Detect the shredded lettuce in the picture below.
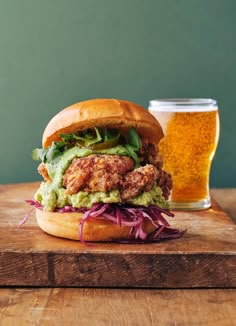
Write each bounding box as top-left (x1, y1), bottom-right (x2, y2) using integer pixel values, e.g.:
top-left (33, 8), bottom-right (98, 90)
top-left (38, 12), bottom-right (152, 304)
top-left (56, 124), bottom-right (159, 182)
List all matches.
top-left (32, 141), bottom-right (65, 163)
top-left (127, 127), bottom-right (141, 150)
top-left (60, 127), bottom-right (102, 147)
top-left (32, 127), bottom-right (141, 165)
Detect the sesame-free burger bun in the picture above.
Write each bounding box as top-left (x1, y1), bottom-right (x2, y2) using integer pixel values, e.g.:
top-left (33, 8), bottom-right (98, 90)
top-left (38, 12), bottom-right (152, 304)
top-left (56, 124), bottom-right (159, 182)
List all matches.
top-left (35, 208), bottom-right (156, 242)
top-left (42, 98), bottom-right (163, 148)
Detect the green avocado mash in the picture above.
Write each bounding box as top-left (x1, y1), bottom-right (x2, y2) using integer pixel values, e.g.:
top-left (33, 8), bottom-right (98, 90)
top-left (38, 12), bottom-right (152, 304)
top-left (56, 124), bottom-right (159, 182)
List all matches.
top-left (35, 181), bottom-right (170, 211)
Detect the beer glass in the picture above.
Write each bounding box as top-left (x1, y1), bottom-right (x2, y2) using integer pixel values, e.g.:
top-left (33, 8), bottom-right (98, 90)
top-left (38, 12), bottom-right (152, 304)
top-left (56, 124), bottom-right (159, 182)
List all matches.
top-left (148, 99), bottom-right (220, 210)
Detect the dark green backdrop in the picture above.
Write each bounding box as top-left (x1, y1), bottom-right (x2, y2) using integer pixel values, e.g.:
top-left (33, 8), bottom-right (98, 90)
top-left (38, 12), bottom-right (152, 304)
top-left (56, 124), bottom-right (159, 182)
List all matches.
top-left (0, 0), bottom-right (235, 186)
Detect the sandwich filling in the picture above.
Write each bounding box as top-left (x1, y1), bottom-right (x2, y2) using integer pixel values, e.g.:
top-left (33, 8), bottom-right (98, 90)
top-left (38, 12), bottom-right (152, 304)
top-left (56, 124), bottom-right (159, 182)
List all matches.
top-left (32, 127), bottom-right (172, 211)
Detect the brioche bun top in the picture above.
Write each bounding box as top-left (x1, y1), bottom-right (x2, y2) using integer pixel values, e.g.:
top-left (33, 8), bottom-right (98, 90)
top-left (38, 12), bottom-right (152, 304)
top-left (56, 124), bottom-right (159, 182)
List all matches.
top-left (42, 98), bottom-right (163, 148)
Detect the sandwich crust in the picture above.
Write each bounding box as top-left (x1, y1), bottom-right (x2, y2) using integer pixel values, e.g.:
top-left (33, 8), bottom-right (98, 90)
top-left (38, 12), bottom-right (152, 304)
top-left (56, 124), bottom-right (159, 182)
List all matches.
top-left (36, 208), bottom-right (156, 242)
top-left (42, 98), bottom-right (163, 148)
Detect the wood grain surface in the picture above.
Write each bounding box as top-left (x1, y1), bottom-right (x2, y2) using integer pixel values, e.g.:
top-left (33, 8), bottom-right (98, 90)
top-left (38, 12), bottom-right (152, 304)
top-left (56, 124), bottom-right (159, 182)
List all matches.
top-left (0, 183), bottom-right (236, 325)
top-left (1, 288), bottom-right (236, 326)
top-left (0, 182), bottom-right (235, 288)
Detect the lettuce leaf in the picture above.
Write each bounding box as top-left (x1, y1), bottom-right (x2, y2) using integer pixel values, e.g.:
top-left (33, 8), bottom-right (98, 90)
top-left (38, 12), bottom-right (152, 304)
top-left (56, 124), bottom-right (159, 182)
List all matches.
top-left (32, 127), bottom-right (141, 165)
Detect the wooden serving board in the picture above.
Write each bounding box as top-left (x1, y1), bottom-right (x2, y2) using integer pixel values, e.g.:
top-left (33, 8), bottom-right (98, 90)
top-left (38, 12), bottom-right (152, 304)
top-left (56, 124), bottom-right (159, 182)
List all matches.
top-left (0, 182), bottom-right (236, 288)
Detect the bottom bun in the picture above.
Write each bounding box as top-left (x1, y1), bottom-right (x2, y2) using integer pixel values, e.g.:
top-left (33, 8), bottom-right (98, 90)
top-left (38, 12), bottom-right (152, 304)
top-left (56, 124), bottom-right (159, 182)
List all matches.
top-left (35, 208), bottom-right (156, 242)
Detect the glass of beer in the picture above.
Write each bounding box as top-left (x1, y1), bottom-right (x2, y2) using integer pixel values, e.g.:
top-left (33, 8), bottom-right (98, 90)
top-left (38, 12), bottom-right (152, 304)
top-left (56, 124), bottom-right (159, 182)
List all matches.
top-left (148, 99), bottom-right (220, 210)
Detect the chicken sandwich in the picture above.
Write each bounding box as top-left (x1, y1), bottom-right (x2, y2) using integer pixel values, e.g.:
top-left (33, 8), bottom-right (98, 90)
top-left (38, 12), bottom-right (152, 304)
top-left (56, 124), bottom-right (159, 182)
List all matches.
top-left (29, 99), bottom-right (183, 243)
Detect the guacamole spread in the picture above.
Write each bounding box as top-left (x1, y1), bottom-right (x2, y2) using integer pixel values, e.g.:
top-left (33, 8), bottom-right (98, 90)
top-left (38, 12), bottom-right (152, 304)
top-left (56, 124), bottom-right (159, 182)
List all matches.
top-left (35, 181), bottom-right (170, 211)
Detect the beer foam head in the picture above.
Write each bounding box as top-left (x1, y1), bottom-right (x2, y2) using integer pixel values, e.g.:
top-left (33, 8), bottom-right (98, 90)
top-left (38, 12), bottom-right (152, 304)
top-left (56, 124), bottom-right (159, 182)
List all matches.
top-left (148, 99), bottom-right (218, 112)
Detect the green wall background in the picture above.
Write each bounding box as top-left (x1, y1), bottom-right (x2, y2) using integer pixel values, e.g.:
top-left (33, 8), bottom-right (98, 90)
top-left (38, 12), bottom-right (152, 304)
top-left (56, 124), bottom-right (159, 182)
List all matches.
top-left (0, 0), bottom-right (235, 186)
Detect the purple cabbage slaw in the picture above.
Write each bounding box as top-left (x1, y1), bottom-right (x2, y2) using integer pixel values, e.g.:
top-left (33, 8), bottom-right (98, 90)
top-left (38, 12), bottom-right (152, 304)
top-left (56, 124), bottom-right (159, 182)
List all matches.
top-left (23, 199), bottom-right (185, 244)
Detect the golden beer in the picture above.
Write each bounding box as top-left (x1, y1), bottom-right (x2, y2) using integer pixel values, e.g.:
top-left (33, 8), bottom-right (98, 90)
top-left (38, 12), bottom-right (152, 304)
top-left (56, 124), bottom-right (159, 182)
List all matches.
top-left (148, 99), bottom-right (220, 210)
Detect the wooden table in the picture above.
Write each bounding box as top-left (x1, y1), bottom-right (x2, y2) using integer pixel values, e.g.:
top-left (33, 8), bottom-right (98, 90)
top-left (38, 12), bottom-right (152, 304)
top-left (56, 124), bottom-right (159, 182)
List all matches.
top-left (0, 183), bottom-right (236, 325)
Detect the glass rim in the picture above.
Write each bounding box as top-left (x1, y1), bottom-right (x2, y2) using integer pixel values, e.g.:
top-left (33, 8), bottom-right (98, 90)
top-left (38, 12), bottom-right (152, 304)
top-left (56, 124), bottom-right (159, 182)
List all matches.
top-left (149, 98), bottom-right (217, 106)
top-left (148, 98), bottom-right (218, 112)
